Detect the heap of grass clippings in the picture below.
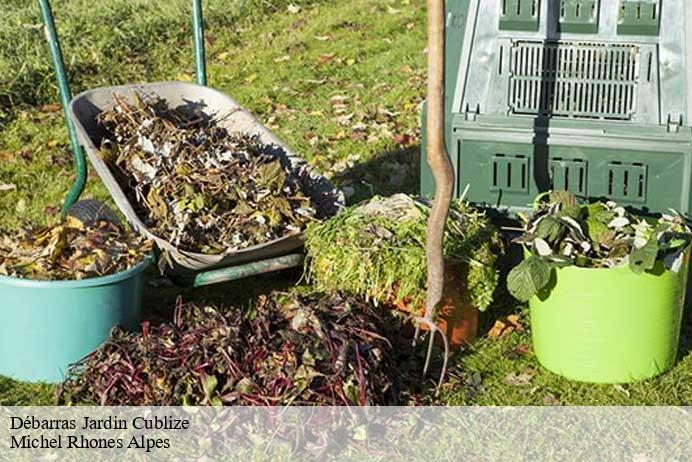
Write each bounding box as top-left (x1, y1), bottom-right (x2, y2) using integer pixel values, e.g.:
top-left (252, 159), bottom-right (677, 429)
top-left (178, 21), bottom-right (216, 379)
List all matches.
top-left (304, 194), bottom-right (503, 314)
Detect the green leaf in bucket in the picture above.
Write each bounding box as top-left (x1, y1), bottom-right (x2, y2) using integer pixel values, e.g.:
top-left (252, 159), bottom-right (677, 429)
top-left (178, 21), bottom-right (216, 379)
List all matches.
top-left (507, 255), bottom-right (552, 303)
top-left (535, 216), bottom-right (563, 243)
top-left (629, 237), bottom-right (659, 274)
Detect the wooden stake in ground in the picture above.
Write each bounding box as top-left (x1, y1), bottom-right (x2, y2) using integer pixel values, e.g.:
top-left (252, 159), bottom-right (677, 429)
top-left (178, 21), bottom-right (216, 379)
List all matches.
top-left (415, 0), bottom-right (454, 392)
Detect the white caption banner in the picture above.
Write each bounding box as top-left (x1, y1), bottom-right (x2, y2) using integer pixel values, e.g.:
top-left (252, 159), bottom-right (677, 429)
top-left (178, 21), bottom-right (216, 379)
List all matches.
top-left (0, 406), bottom-right (690, 461)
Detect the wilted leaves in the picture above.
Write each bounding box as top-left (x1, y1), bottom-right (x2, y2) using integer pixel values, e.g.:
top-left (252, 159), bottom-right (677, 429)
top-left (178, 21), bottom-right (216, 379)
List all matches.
top-left (0, 218), bottom-right (150, 280)
top-left (58, 293), bottom-right (399, 406)
top-left (97, 92), bottom-right (316, 254)
top-left (488, 315), bottom-right (525, 340)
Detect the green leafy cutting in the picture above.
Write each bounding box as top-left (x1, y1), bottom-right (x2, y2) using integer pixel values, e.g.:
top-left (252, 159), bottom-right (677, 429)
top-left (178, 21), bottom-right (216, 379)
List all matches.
top-left (508, 191), bottom-right (692, 302)
top-left (629, 233), bottom-right (660, 274)
top-left (506, 256), bottom-right (551, 303)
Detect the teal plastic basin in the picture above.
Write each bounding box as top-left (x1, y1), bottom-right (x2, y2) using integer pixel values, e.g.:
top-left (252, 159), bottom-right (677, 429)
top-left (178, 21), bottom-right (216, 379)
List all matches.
top-left (0, 258), bottom-right (150, 383)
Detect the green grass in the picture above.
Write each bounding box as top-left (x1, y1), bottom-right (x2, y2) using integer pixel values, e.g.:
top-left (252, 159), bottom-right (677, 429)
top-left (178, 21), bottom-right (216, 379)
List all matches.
top-left (441, 307), bottom-right (692, 405)
top-left (1, 0), bottom-right (691, 406)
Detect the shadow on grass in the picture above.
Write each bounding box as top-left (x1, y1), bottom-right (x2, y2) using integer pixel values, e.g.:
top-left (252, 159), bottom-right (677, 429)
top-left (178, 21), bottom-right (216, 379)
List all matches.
top-left (140, 267), bottom-right (300, 325)
top-left (334, 145), bottom-right (421, 205)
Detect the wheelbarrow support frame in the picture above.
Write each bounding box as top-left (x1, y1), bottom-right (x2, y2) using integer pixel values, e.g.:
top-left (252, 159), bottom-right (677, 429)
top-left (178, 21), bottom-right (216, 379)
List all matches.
top-left (38, 0), bottom-right (304, 286)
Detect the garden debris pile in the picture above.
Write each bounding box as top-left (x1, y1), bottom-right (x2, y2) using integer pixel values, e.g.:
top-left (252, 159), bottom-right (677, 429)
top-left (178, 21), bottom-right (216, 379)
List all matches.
top-left (508, 191), bottom-right (692, 302)
top-left (97, 92), bottom-right (316, 254)
top-left (58, 293), bottom-right (401, 406)
top-left (0, 218), bottom-right (150, 280)
top-left (305, 194), bottom-right (503, 314)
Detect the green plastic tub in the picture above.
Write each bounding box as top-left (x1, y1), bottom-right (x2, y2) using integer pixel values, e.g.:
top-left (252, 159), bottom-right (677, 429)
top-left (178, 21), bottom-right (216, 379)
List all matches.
top-left (0, 258), bottom-right (150, 383)
top-left (530, 253), bottom-right (690, 383)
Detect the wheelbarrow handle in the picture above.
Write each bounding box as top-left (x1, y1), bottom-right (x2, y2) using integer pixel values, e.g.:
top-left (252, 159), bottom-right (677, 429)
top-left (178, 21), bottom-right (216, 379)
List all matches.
top-left (38, 0), bottom-right (208, 216)
top-left (192, 0), bottom-right (208, 86)
top-left (38, 0), bottom-right (87, 217)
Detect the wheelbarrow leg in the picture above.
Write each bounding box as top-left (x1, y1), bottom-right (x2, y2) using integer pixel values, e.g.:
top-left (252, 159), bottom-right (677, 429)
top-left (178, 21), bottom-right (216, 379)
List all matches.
top-left (38, 0), bottom-right (87, 216)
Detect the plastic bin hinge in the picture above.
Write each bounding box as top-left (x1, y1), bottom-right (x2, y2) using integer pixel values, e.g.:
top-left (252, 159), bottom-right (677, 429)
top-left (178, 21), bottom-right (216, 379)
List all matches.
top-left (464, 103), bottom-right (480, 121)
top-left (667, 114), bottom-right (683, 133)
top-left (447, 11), bottom-right (465, 29)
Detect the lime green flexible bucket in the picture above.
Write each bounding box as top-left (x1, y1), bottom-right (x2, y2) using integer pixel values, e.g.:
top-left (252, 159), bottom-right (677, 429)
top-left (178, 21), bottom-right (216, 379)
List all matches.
top-left (0, 258), bottom-right (150, 383)
top-left (530, 253), bottom-right (690, 384)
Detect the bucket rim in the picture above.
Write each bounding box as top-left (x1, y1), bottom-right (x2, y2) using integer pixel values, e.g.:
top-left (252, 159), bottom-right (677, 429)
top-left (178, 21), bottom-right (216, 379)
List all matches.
top-left (0, 255), bottom-right (153, 289)
top-left (521, 244), bottom-right (692, 275)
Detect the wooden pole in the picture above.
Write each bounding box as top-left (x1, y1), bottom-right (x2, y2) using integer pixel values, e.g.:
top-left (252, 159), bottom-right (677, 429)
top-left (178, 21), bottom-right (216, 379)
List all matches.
top-left (424, 0), bottom-right (453, 321)
top-left (417, 0), bottom-right (453, 385)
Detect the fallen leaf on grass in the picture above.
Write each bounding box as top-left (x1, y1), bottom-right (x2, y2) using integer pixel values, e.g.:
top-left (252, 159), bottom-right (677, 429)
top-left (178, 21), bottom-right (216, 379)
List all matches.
top-left (543, 392), bottom-right (562, 406)
top-left (316, 53), bottom-right (336, 65)
top-left (39, 104), bottom-right (61, 113)
top-left (18, 149), bottom-right (33, 162)
top-left (329, 95), bottom-right (349, 105)
top-left (488, 314), bottom-right (525, 339)
top-left (503, 344), bottom-right (531, 360)
top-left (504, 369), bottom-right (536, 386)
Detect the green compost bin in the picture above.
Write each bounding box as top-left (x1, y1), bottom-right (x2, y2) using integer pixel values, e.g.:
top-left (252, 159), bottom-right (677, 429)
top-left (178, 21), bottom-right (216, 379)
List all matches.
top-left (530, 254), bottom-right (690, 384)
top-left (0, 259), bottom-right (150, 383)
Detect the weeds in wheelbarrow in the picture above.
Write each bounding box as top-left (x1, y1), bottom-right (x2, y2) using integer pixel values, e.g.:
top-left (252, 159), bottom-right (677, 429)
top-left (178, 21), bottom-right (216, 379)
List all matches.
top-left (0, 217), bottom-right (150, 280)
top-left (97, 92), bottom-right (317, 254)
top-left (58, 292), bottom-right (442, 406)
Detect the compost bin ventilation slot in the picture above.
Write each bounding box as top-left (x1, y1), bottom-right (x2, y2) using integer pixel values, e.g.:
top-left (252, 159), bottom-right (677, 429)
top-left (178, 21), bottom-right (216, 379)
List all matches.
top-left (491, 154), bottom-right (529, 193)
top-left (549, 158), bottom-right (588, 195)
top-left (606, 161), bottom-right (648, 202)
top-left (509, 41), bottom-right (640, 120)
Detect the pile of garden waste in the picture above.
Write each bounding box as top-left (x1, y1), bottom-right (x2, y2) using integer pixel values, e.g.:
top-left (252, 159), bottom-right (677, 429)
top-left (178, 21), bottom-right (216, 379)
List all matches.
top-left (305, 194), bottom-right (503, 314)
top-left (58, 292), bottom-right (421, 406)
top-left (508, 191), bottom-right (692, 302)
top-left (0, 218), bottom-right (150, 280)
top-left (97, 92), bottom-right (316, 254)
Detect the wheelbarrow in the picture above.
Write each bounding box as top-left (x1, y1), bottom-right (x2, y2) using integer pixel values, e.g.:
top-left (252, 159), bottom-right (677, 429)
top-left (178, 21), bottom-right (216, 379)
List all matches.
top-left (40, 0), bottom-right (344, 287)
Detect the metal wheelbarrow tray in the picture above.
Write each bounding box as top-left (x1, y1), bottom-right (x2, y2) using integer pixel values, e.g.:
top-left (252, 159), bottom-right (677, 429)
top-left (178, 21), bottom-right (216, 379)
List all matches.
top-left (69, 81), bottom-right (344, 275)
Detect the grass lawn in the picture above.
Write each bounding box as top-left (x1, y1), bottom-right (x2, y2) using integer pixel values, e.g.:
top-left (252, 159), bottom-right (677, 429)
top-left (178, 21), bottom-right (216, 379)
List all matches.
top-left (1, 0), bottom-right (691, 406)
